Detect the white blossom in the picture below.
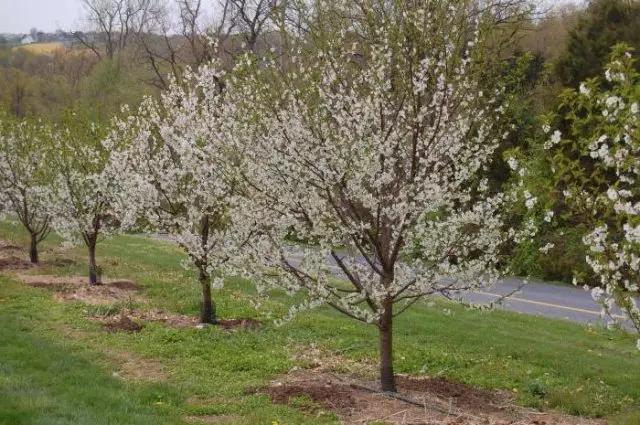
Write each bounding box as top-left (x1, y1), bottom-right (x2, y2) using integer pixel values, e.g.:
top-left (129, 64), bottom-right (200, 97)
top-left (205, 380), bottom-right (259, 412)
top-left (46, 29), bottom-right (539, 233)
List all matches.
top-left (228, 1), bottom-right (532, 334)
top-left (543, 210), bottom-right (554, 223)
top-left (579, 83), bottom-right (591, 97)
top-left (110, 60), bottom-right (250, 320)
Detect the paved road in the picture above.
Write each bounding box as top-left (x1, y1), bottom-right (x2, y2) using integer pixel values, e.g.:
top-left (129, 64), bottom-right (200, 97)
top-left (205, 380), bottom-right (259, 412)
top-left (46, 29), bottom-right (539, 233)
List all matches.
top-left (148, 234), bottom-right (627, 326)
top-left (283, 248), bottom-right (626, 326)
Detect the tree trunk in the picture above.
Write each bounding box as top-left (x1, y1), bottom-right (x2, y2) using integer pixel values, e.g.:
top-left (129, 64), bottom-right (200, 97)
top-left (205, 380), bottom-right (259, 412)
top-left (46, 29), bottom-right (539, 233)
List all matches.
top-left (88, 242), bottom-right (99, 286)
top-left (379, 296), bottom-right (396, 392)
top-left (199, 268), bottom-right (216, 324)
top-left (29, 233), bottom-right (38, 264)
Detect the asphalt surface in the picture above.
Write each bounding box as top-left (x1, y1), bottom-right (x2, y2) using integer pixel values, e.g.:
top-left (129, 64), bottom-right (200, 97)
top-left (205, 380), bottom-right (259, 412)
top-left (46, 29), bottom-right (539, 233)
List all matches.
top-left (283, 248), bottom-right (624, 326)
top-left (148, 234), bottom-right (628, 326)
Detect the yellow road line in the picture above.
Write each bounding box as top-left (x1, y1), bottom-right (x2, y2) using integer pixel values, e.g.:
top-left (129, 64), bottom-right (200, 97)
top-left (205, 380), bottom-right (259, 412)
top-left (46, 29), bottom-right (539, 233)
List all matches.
top-left (475, 291), bottom-right (626, 319)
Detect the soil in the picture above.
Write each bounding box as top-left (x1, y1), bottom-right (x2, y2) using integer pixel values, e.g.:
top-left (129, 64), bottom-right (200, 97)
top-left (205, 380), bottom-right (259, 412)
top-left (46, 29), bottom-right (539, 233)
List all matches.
top-left (249, 370), bottom-right (607, 425)
top-left (290, 343), bottom-right (377, 378)
top-left (0, 257), bottom-right (34, 271)
top-left (103, 316), bottom-right (143, 333)
top-left (0, 241), bottom-right (33, 271)
top-left (44, 258), bottom-right (77, 267)
top-left (19, 274), bottom-right (140, 305)
top-left (396, 376), bottom-right (512, 414)
top-left (216, 318), bottom-right (262, 330)
top-left (91, 310), bottom-right (263, 331)
top-left (0, 239), bottom-right (77, 271)
top-left (182, 415), bottom-right (240, 424)
top-left (0, 241), bottom-right (23, 251)
top-left (126, 310), bottom-right (199, 328)
top-left (104, 349), bottom-right (168, 382)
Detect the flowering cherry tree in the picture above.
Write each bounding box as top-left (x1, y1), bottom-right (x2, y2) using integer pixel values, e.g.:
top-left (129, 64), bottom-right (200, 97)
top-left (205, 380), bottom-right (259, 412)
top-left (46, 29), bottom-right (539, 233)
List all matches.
top-left (233, 0), bottom-right (529, 392)
top-left (110, 64), bottom-right (246, 324)
top-left (0, 118), bottom-right (51, 263)
top-left (536, 44), bottom-right (640, 342)
top-left (44, 116), bottom-right (129, 285)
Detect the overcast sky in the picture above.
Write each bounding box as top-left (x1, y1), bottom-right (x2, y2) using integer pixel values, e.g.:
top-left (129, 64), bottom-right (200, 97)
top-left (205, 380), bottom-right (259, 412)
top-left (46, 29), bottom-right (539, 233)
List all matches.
top-left (0, 0), bottom-right (584, 35)
top-left (0, 0), bottom-right (82, 34)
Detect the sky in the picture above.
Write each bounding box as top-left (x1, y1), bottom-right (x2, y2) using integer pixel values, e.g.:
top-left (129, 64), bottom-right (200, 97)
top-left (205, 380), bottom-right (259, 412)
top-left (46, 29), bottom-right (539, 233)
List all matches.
top-left (0, 0), bottom-right (83, 34)
top-left (0, 0), bottom-right (584, 35)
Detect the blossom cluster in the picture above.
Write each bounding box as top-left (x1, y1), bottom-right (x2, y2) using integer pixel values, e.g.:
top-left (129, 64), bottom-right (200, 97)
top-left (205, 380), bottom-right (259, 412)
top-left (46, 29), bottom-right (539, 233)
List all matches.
top-left (217, 1), bottom-right (533, 326)
top-left (0, 119), bottom-right (51, 241)
top-left (541, 45), bottom-right (640, 339)
top-left (109, 63), bottom-right (249, 286)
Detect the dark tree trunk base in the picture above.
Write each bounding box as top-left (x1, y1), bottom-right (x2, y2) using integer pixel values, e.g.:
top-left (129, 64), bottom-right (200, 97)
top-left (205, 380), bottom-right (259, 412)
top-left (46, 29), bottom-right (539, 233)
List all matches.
top-left (29, 234), bottom-right (38, 264)
top-left (200, 278), bottom-right (216, 324)
top-left (88, 242), bottom-right (100, 286)
top-left (379, 297), bottom-right (396, 392)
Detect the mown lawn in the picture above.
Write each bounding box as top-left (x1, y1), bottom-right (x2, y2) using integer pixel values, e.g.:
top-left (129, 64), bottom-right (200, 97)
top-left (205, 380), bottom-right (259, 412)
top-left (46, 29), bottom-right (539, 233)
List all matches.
top-left (0, 220), bottom-right (639, 425)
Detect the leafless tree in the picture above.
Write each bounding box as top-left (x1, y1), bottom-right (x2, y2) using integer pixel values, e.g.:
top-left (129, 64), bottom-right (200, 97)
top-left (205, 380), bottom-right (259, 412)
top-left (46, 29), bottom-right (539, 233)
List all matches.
top-left (137, 0), bottom-right (281, 89)
top-left (73, 0), bottom-right (164, 60)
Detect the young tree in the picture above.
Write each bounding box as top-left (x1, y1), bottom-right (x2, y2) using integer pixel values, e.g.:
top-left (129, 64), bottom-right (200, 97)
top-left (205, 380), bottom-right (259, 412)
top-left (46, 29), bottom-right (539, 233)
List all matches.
top-left (0, 118), bottom-right (51, 263)
top-left (111, 63), bottom-right (246, 323)
top-left (234, 0), bottom-right (532, 392)
top-left (534, 44), bottom-right (640, 340)
top-left (44, 114), bottom-right (128, 285)
top-left (74, 0), bottom-right (162, 60)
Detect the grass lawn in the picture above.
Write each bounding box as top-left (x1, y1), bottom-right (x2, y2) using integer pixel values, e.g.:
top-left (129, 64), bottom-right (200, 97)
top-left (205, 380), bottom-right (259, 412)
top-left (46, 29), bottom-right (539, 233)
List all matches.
top-left (0, 220), bottom-right (639, 425)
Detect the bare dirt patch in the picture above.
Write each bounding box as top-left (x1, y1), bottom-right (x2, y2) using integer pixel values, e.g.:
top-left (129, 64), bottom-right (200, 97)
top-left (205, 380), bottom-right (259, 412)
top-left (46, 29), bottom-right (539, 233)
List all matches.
top-left (102, 316), bottom-right (144, 333)
top-left (43, 258), bottom-right (77, 268)
top-left (183, 415), bottom-right (240, 424)
top-left (19, 274), bottom-right (140, 304)
top-left (396, 376), bottom-right (512, 415)
top-left (105, 349), bottom-right (168, 382)
top-left (0, 241), bottom-right (24, 251)
top-left (0, 241), bottom-right (33, 271)
top-left (249, 370), bottom-right (606, 425)
top-left (290, 343), bottom-right (376, 378)
top-left (90, 309), bottom-right (262, 330)
top-left (126, 310), bottom-right (199, 328)
top-left (0, 257), bottom-right (33, 271)
top-left (216, 318), bottom-right (262, 330)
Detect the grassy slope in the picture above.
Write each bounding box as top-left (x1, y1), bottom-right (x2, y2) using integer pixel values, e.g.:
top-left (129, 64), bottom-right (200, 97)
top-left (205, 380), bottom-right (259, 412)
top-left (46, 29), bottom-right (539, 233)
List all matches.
top-left (0, 220), bottom-right (638, 425)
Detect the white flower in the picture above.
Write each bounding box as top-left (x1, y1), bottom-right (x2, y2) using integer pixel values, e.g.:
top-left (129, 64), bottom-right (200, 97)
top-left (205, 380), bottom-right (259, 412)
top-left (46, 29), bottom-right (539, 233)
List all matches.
top-left (579, 83), bottom-right (590, 97)
top-left (606, 188), bottom-right (618, 201)
top-left (632, 103), bottom-right (639, 114)
top-left (524, 190), bottom-right (537, 209)
top-left (539, 243), bottom-right (555, 254)
top-left (604, 96), bottom-right (623, 109)
top-left (507, 157), bottom-right (519, 171)
top-left (544, 211), bottom-right (554, 222)
top-left (543, 130), bottom-right (562, 150)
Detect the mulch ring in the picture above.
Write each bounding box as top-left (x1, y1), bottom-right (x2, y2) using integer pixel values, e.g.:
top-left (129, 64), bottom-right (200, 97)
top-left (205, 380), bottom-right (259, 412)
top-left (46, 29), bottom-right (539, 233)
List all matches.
top-left (0, 241), bottom-right (33, 271)
top-left (0, 257), bottom-right (33, 271)
top-left (103, 316), bottom-right (144, 333)
top-left (248, 370), bottom-right (606, 425)
top-left (19, 274), bottom-right (140, 305)
top-left (91, 309), bottom-right (262, 331)
top-left (216, 318), bottom-right (262, 330)
top-left (43, 258), bottom-right (77, 268)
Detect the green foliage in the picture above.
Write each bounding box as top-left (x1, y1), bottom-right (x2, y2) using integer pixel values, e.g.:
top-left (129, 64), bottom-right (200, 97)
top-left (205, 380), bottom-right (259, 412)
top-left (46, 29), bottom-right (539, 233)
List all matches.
top-left (513, 43), bottom-right (639, 293)
top-left (555, 0), bottom-right (640, 88)
top-left (77, 58), bottom-right (150, 122)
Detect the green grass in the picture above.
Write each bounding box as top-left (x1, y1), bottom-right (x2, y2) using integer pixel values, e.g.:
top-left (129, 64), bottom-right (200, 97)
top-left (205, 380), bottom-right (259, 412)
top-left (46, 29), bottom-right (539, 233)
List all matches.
top-left (0, 219), bottom-right (639, 424)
